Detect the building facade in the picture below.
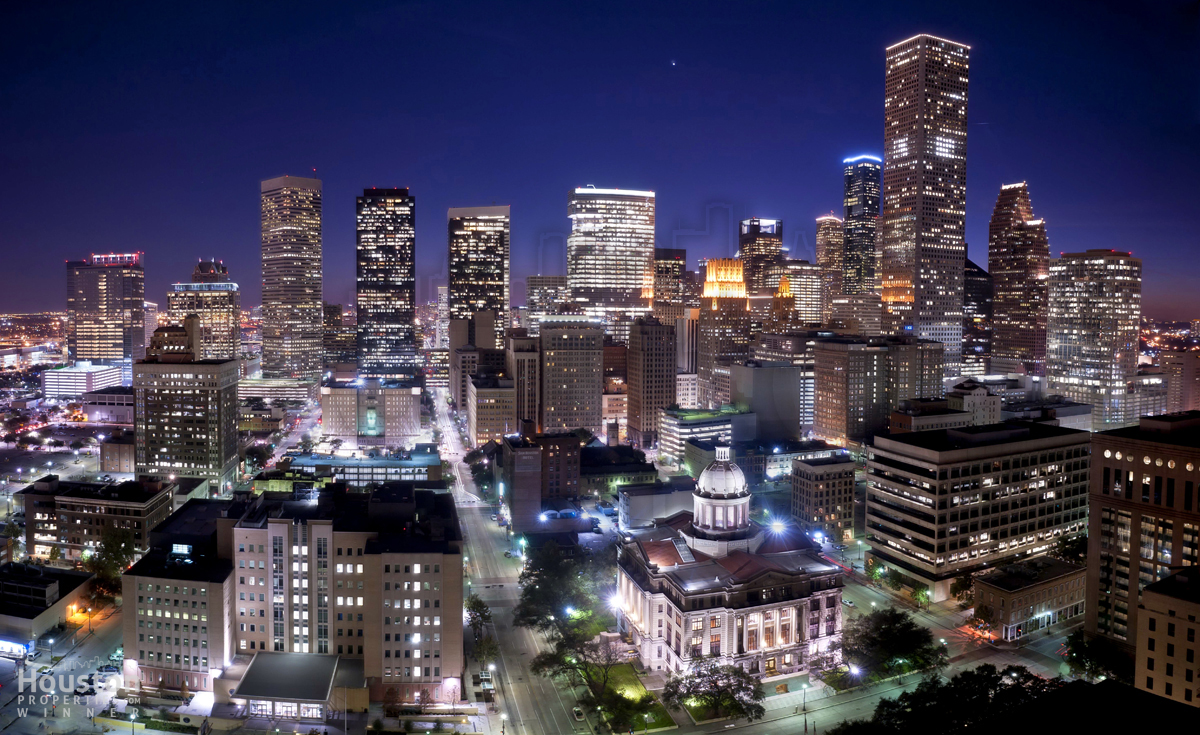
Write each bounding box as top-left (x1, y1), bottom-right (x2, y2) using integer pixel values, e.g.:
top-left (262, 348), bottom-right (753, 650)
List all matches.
top-left (525, 276), bottom-right (569, 335)
top-left (815, 215), bottom-right (844, 323)
top-left (1135, 570), bottom-right (1200, 706)
top-left (66, 252), bottom-right (146, 384)
top-left (974, 558), bottom-right (1085, 642)
top-left (567, 187), bottom-right (655, 329)
top-left (448, 206), bottom-right (510, 346)
top-left (19, 475), bottom-right (172, 561)
top-left (261, 176), bottom-right (323, 381)
top-left (880, 34), bottom-right (970, 376)
top-left (357, 188), bottom-right (418, 380)
top-left (738, 219), bottom-right (784, 301)
top-left (962, 258), bottom-right (992, 377)
top-left (842, 156), bottom-right (882, 295)
top-left (791, 454), bottom-right (856, 541)
top-left (988, 183), bottom-right (1049, 376)
top-left (319, 380), bottom-right (422, 450)
top-left (627, 317), bottom-right (676, 448)
top-left (168, 260), bottom-right (241, 361)
top-left (697, 259), bottom-right (751, 409)
top-left (540, 320), bottom-right (604, 434)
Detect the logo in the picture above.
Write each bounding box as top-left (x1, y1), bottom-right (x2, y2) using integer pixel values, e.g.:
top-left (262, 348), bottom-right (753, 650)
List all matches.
top-left (14, 655), bottom-right (111, 718)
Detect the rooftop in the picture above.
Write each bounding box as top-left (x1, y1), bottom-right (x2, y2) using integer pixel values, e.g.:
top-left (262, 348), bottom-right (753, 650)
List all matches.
top-left (874, 421), bottom-right (1087, 454)
top-left (235, 653), bottom-right (342, 702)
top-left (975, 557), bottom-right (1084, 593)
top-left (1143, 567), bottom-right (1200, 606)
top-left (1096, 411), bottom-right (1200, 450)
top-left (126, 549), bottom-right (234, 584)
top-left (19, 476), bottom-right (169, 505)
top-left (83, 385), bottom-right (134, 397)
top-left (0, 563), bottom-right (94, 619)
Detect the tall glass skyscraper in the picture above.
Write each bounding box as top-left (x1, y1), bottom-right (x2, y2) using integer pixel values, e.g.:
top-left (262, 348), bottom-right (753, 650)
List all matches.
top-left (815, 214), bottom-right (844, 323)
top-left (1046, 249), bottom-right (1142, 431)
top-left (448, 205), bottom-right (510, 346)
top-left (261, 175), bottom-right (323, 381)
top-left (988, 182), bottom-right (1050, 376)
top-left (880, 34), bottom-right (970, 376)
top-left (356, 188), bottom-right (418, 380)
top-left (66, 252), bottom-right (146, 384)
top-left (738, 218), bottom-right (784, 297)
top-left (168, 260), bottom-right (241, 361)
top-left (567, 187), bottom-right (655, 330)
top-left (841, 155), bottom-right (881, 295)
top-left (962, 258), bottom-right (992, 377)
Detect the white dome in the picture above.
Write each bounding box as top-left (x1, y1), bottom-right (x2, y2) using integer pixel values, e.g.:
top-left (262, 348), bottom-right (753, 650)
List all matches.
top-left (697, 456), bottom-right (747, 497)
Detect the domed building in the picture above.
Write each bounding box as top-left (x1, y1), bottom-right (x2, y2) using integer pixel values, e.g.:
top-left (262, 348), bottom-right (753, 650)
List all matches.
top-left (614, 445), bottom-right (843, 680)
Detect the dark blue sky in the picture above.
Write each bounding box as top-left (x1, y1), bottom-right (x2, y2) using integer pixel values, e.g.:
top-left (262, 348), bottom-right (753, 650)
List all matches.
top-left (3, 1), bottom-right (1198, 317)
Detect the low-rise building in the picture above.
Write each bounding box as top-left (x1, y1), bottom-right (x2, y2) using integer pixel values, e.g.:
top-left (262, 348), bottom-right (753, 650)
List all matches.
top-left (282, 447), bottom-right (443, 488)
top-left (791, 454), bottom-right (856, 542)
top-left (237, 378), bottom-right (319, 404)
top-left (320, 379), bottom-right (422, 450)
top-left (1001, 397), bottom-right (1094, 431)
top-left (889, 399), bottom-right (972, 433)
top-left (580, 445), bottom-right (657, 498)
top-left (100, 433), bottom-right (136, 474)
top-left (658, 407), bottom-right (757, 466)
top-left (617, 477), bottom-right (696, 531)
top-left (1135, 568), bottom-right (1200, 706)
top-left (82, 385), bottom-right (135, 424)
top-left (468, 375), bottom-right (515, 446)
top-left (500, 431), bottom-right (583, 532)
top-left (0, 562), bottom-right (95, 647)
top-left (683, 438), bottom-right (836, 485)
top-left (675, 373), bottom-right (699, 410)
top-left (42, 362), bottom-right (123, 398)
top-left (974, 558), bottom-right (1085, 642)
top-left (239, 405), bottom-right (286, 433)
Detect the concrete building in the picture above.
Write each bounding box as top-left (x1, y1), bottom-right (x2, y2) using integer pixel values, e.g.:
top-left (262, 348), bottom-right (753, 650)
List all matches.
top-left (525, 276), bottom-right (569, 335)
top-left (889, 399), bottom-right (972, 433)
top-left (828, 294), bottom-right (883, 336)
top-left (627, 317), bottom-right (676, 448)
top-left (42, 362), bottom-right (123, 398)
top-left (135, 317), bottom-right (241, 494)
top-left (1087, 412), bottom-right (1200, 649)
top-left (540, 320), bottom-right (604, 434)
top-left (500, 432), bottom-right (582, 532)
top-left (261, 176), bottom-right (323, 381)
top-left (880, 34), bottom-right (970, 375)
top-left (83, 385), bottom-right (135, 423)
top-left (697, 259), bottom-right (751, 408)
top-left (1161, 350), bottom-right (1200, 413)
top-left (168, 260), bottom-right (241, 361)
top-left (684, 439), bottom-right (836, 486)
top-left (730, 360), bottom-right (802, 441)
top-left (319, 380), bottom-right (422, 450)
top-left (468, 375), bottom-right (515, 446)
top-left (0, 563), bottom-right (95, 648)
top-left (791, 454), bottom-right (856, 542)
top-left (1135, 569), bottom-right (1200, 706)
top-left (18, 475), bottom-right (173, 561)
top-left (617, 477), bottom-right (696, 531)
top-left (506, 332), bottom-right (541, 431)
top-left (946, 379), bottom-right (1003, 426)
top-left (752, 331), bottom-right (830, 429)
top-left (580, 445), bottom-right (657, 498)
top-left (675, 307), bottom-right (699, 375)
top-left (101, 433), bottom-right (136, 474)
top-left (867, 421), bottom-right (1090, 601)
top-left (450, 345), bottom-right (504, 411)
top-left (616, 446), bottom-right (844, 679)
top-left (1000, 397), bottom-right (1094, 432)
top-left (237, 378), bottom-right (319, 404)
top-left (66, 252), bottom-right (146, 384)
top-left (658, 407), bottom-right (757, 466)
top-left (974, 558), bottom-right (1085, 642)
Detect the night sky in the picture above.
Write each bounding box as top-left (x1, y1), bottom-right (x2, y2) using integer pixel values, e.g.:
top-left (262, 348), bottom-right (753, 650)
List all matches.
top-left (2, 2), bottom-right (1197, 317)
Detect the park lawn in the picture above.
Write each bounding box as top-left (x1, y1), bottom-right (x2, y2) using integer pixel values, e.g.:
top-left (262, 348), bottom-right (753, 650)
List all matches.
top-left (607, 664), bottom-right (674, 730)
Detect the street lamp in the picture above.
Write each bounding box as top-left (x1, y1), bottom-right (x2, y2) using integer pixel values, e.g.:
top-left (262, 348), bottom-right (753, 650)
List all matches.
top-left (48, 637), bottom-right (55, 661)
top-left (87, 607), bottom-right (93, 634)
top-left (500, 713), bottom-right (508, 735)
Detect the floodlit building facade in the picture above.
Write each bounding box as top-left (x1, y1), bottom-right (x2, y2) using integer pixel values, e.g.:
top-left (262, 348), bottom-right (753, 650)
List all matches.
top-left (697, 259), bottom-right (751, 408)
top-left (880, 34), bottom-right (970, 376)
top-left (815, 215), bottom-right (844, 323)
top-left (988, 183), bottom-right (1049, 376)
top-left (567, 187), bottom-right (655, 329)
top-left (168, 260), bottom-right (241, 361)
top-left (66, 252), bottom-right (146, 384)
top-left (357, 188), bottom-right (419, 380)
top-left (319, 380), bottom-right (422, 450)
top-left (448, 206), bottom-right (510, 346)
top-left (261, 175), bottom-right (323, 381)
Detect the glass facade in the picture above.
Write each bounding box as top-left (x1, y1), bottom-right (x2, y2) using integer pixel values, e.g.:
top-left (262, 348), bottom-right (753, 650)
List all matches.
top-left (988, 183), bottom-right (1050, 376)
top-left (447, 206), bottom-right (510, 346)
top-left (261, 176), bottom-right (323, 381)
top-left (357, 188), bottom-right (418, 380)
top-left (567, 187), bottom-right (655, 329)
top-left (841, 156), bottom-right (881, 295)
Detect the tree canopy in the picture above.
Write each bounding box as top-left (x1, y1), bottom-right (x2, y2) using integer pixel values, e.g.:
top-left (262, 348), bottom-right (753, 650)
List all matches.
top-left (464, 592), bottom-right (493, 640)
top-left (1062, 630), bottom-right (1132, 684)
top-left (85, 526), bottom-right (137, 593)
top-left (660, 657), bottom-right (766, 722)
top-left (841, 607), bottom-right (947, 678)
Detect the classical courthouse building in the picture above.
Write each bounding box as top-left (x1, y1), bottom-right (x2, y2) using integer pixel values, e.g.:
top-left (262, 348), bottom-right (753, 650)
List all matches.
top-left (616, 446), bottom-right (843, 680)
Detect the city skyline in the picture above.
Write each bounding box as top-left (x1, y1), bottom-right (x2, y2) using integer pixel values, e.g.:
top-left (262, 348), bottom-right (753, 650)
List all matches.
top-left (3, 3), bottom-right (1196, 319)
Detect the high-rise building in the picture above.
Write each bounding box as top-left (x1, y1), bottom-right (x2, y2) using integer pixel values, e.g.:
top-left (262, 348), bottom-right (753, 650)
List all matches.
top-left (540, 320), bottom-right (604, 433)
top-left (143, 301), bottom-right (158, 349)
top-left (653, 248), bottom-right (687, 307)
top-left (988, 183), bottom-right (1050, 376)
top-left (730, 360), bottom-right (802, 441)
top-left (1161, 350), bottom-right (1200, 413)
top-left (868, 421), bottom-right (1089, 601)
top-left (962, 258), bottom-right (993, 377)
top-left (526, 275), bottom-right (569, 335)
top-left (135, 315), bottom-right (240, 494)
top-left (627, 317), bottom-right (676, 449)
top-left (356, 188), bottom-right (418, 380)
top-left (567, 187), bottom-right (655, 329)
top-left (1046, 250), bottom-right (1142, 431)
top-left (815, 214), bottom-right (844, 323)
top-left (436, 285), bottom-right (449, 349)
top-left (1087, 412), bottom-right (1200, 651)
top-left (828, 294), bottom-right (883, 336)
top-left (468, 375), bottom-right (516, 446)
top-left (842, 155), bottom-right (882, 295)
top-left (448, 206), bottom-right (510, 346)
top-left (738, 218), bottom-right (784, 298)
top-left (66, 252), bottom-right (146, 384)
top-left (261, 175), bottom-right (323, 381)
top-left (506, 332), bottom-right (541, 431)
top-left (168, 260), bottom-right (241, 361)
top-left (880, 34), bottom-right (970, 376)
top-left (322, 302), bottom-right (356, 369)
top-left (697, 259), bottom-right (751, 409)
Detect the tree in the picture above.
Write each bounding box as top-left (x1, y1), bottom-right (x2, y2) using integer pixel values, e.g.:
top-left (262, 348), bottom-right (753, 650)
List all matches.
top-left (464, 593), bottom-right (493, 639)
top-left (1052, 533), bottom-right (1088, 564)
top-left (179, 680), bottom-right (190, 700)
top-left (1062, 630), bottom-right (1133, 684)
top-left (47, 546), bottom-right (61, 562)
top-left (806, 642), bottom-right (844, 684)
top-left (69, 439), bottom-right (87, 450)
top-left (949, 574), bottom-right (974, 604)
top-left (867, 562), bottom-right (886, 584)
top-left (245, 445), bottom-right (271, 468)
top-left (85, 527), bottom-right (137, 593)
top-left (660, 657), bottom-right (766, 722)
top-left (473, 635), bottom-right (500, 665)
top-left (371, 718), bottom-right (384, 733)
top-left (841, 607), bottom-right (947, 679)
top-left (911, 583), bottom-right (931, 608)
top-left (513, 541), bottom-right (593, 634)
top-left (530, 637), bottom-right (624, 696)
top-left (883, 568), bottom-right (905, 591)
top-left (297, 434), bottom-right (314, 454)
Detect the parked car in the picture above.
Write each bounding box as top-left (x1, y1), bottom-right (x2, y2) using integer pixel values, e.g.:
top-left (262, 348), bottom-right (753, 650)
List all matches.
top-left (842, 599), bottom-right (855, 607)
top-left (503, 550), bottom-right (512, 558)
top-left (98, 664), bottom-right (119, 673)
top-left (573, 707), bottom-right (585, 722)
top-left (490, 514), bottom-right (498, 521)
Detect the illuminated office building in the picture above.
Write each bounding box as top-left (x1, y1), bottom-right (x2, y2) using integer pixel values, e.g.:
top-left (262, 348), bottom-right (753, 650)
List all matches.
top-left (448, 206), bottom-right (510, 346)
top-left (66, 252), bottom-right (146, 385)
top-left (567, 187), bottom-right (655, 329)
top-left (815, 215), bottom-right (844, 323)
top-left (697, 259), bottom-right (750, 409)
top-left (627, 317), bottom-right (676, 449)
top-left (526, 275), bottom-right (569, 335)
top-left (738, 219), bottom-right (784, 298)
top-left (1046, 250), bottom-right (1143, 431)
top-left (842, 155), bottom-right (882, 295)
top-left (356, 188), bottom-right (418, 380)
top-left (880, 34), bottom-right (970, 376)
top-left (653, 248), bottom-right (687, 306)
top-left (261, 175), bottom-right (323, 381)
top-left (168, 260), bottom-right (241, 361)
top-left (962, 259), bottom-right (992, 377)
top-left (988, 182), bottom-right (1050, 376)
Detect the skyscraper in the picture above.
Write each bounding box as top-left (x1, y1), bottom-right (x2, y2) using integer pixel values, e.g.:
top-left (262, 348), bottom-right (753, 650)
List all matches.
top-left (448, 206), bottom-right (511, 346)
top-left (66, 252), bottom-right (146, 384)
top-left (842, 155), bottom-right (882, 295)
top-left (261, 175), bottom-right (323, 381)
top-left (988, 182), bottom-right (1050, 376)
top-left (526, 275), bottom-right (569, 335)
top-left (540, 320), bottom-right (604, 434)
top-left (1046, 250), bottom-right (1142, 431)
top-left (697, 259), bottom-right (750, 409)
top-left (738, 218), bottom-right (784, 298)
top-left (962, 258), bottom-right (992, 377)
top-left (815, 214), bottom-right (844, 323)
top-left (880, 34), bottom-right (970, 376)
top-left (567, 187), bottom-right (655, 329)
top-left (167, 260), bottom-right (241, 361)
top-left (356, 188), bottom-right (418, 380)
top-left (652, 248), bottom-right (687, 307)
top-left (627, 317), bottom-right (676, 449)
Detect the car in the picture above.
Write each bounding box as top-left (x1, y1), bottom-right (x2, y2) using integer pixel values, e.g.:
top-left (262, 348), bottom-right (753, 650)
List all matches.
top-left (842, 599), bottom-right (855, 607)
top-left (503, 550), bottom-right (512, 558)
top-left (98, 664), bottom-right (119, 672)
top-left (490, 514), bottom-right (498, 521)
top-left (79, 687), bottom-right (96, 696)
top-left (572, 707), bottom-right (585, 722)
